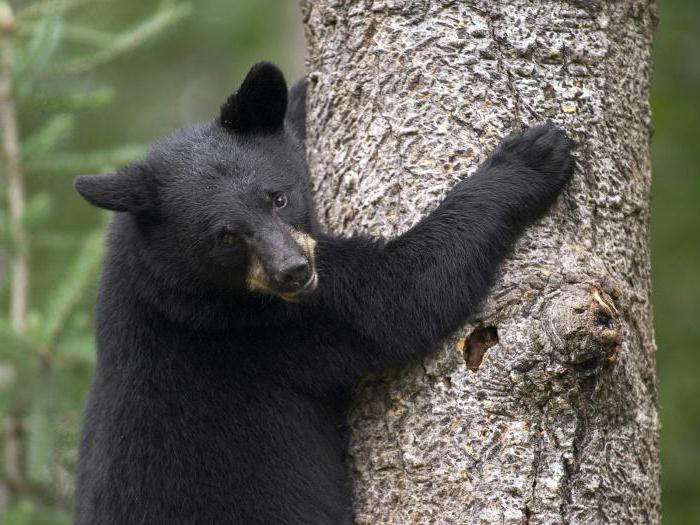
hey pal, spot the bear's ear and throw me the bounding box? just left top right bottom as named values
left=73, top=165, right=156, bottom=214
left=220, top=62, right=288, bottom=134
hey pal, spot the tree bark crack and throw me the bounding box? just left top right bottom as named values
left=525, top=420, right=545, bottom=524
left=481, top=6, right=523, bottom=128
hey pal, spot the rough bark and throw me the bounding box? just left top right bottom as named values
left=302, top=0, right=659, bottom=523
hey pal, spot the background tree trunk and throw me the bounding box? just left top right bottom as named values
left=302, top=0, right=659, bottom=523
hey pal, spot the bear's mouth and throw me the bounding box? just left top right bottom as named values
left=278, top=271, right=319, bottom=302
left=246, top=265, right=318, bottom=302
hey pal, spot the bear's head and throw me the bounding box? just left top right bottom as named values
left=74, top=62, right=319, bottom=302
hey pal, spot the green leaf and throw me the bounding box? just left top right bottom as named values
left=17, top=0, right=100, bottom=19
left=41, top=228, right=104, bottom=348
left=22, top=114, right=76, bottom=158
left=0, top=206, right=8, bottom=244
left=21, top=86, right=116, bottom=111
left=25, top=367, right=57, bottom=487
left=3, top=497, right=72, bottom=525
left=26, top=310, right=48, bottom=349
left=14, top=7, right=64, bottom=89
left=55, top=334, right=96, bottom=367
left=52, top=3, right=193, bottom=74
left=0, top=373, right=17, bottom=424
left=32, top=231, right=83, bottom=249
left=26, top=144, right=149, bottom=174
left=22, top=193, right=54, bottom=231
left=61, top=24, right=113, bottom=47
left=0, top=320, right=36, bottom=365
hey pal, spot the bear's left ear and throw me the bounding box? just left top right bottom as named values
left=220, top=62, right=288, bottom=134
left=73, top=164, right=156, bottom=214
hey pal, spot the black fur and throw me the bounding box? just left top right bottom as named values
left=73, top=62, right=574, bottom=524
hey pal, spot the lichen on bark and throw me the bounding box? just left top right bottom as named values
left=302, top=0, right=659, bottom=523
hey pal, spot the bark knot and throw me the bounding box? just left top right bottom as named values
left=547, top=283, right=622, bottom=377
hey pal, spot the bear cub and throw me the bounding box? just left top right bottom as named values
left=73, top=62, right=574, bottom=524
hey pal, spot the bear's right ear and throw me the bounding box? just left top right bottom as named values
left=220, top=62, right=288, bottom=134
left=73, top=165, right=155, bottom=214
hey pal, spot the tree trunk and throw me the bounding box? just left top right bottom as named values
left=302, top=1, right=659, bottom=523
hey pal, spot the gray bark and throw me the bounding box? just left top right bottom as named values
left=301, top=1, right=659, bottom=524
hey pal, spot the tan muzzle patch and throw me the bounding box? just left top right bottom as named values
left=245, top=229, right=317, bottom=301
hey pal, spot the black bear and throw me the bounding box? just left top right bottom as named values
left=73, top=62, right=574, bottom=524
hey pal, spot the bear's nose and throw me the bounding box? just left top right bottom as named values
left=275, top=257, right=312, bottom=289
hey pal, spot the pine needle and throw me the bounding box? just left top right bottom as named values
left=52, top=3, right=192, bottom=74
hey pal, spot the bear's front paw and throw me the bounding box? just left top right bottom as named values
left=500, top=122, right=576, bottom=189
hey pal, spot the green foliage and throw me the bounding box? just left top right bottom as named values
left=25, top=367, right=55, bottom=487
left=651, top=1, right=700, bottom=523
left=3, top=498, right=71, bottom=525
left=22, top=86, right=115, bottom=112
left=26, top=143, right=148, bottom=174
left=40, top=226, right=104, bottom=348
left=53, top=2, right=193, bottom=74
left=22, top=114, right=76, bottom=158
left=0, top=1, right=192, bottom=521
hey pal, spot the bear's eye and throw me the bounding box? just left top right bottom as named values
left=272, top=192, right=288, bottom=209
left=221, top=227, right=237, bottom=245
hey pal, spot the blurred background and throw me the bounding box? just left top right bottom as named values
left=0, top=0, right=696, bottom=523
